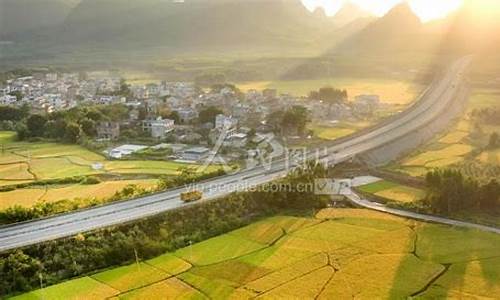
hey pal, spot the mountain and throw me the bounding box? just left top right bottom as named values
left=16, top=0, right=333, bottom=53
left=333, top=2, right=429, bottom=55
left=331, top=2, right=374, bottom=27
left=0, top=0, right=80, bottom=37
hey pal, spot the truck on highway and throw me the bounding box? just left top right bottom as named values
left=180, top=190, right=203, bottom=203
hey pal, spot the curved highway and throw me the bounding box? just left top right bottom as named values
left=0, top=57, right=471, bottom=252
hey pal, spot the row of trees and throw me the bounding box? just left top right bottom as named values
left=0, top=105, right=30, bottom=122
left=0, top=162, right=329, bottom=296
left=308, top=86, right=348, bottom=104
left=12, top=104, right=129, bottom=143
left=425, top=169, right=499, bottom=213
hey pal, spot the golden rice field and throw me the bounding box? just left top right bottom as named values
left=438, top=131, right=469, bottom=144
left=403, top=144, right=473, bottom=167
left=0, top=179, right=159, bottom=209
left=12, top=209, right=500, bottom=300
left=237, top=78, right=422, bottom=105
left=394, top=143, right=475, bottom=177
left=393, top=88, right=500, bottom=178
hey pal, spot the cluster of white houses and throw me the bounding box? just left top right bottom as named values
left=3, top=71, right=390, bottom=164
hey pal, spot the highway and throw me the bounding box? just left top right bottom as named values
left=0, top=57, right=471, bottom=252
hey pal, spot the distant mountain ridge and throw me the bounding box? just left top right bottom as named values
left=4, top=0, right=498, bottom=70
left=0, top=0, right=80, bottom=37
left=332, top=2, right=374, bottom=27
left=334, top=2, right=429, bottom=54
left=5, top=0, right=335, bottom=52
left=1, top=0, right=383, bottom=56
left=333, top=0, right=500, bottom=56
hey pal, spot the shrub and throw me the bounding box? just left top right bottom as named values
left=80, top=176, right=101, bottom=185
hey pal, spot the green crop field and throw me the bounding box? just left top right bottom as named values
left=0, top=132, right=211, bottom=180
left=12, top=208, right=500, bottom=299
left=358, top=180, right=426, bottom=203
left=10, top=276, right=119, bottom=300
left=309, top=121, right=373, bottom=141
left=0, top=132, right=216, bottom=208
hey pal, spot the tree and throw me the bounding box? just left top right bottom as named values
left=0, top=106, right=27, bottom=121
left=210, top=83, right=244, bottom=100
left=424, top=169, right=496, bottom=214
left=26, top=114, right=47, bottom=137
left=64, top=123, right=81, bottom=143
left=487, top=132, right=499, bottom=149
left=101, top=104, right=128, bottom=122
left=266, top=110, right=285, bottom=133
left=45, top=119, right=67, bottom=139
left=198, top=106, right=223, bottom=124
left=80, top=118, right=96, bottom=137
left=2, top=250, right=42, bottom=293
left=308, top=90, right=320, bottom=100
left=85, top=109, right=104, bottom=122
left=8, top=91, right=23, bottom=101
left=479, top=179, right=500, bottom=210
left=119, top=79, right=132, bottom=98
left=15, top=123, right=28, bottom=140
left=281, top=106, right=310, bottom=136
left=168, top=111, right=181, bottom=124
left=309, top=86, right=348, bottom=104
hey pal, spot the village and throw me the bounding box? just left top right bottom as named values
left=0, top=71, right=391, bottom=165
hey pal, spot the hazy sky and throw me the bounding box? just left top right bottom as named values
left=302, top=0, right=464, bottom=22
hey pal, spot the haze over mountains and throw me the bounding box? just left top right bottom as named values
left=0, top=0, right=385, bottom=58
left=1, top=0, right=337, bottom=53
left=330, top=2, right=374, bottom=27
left=338, top=1, right=499, bottom=54
left=1, top=0, right=499, bottom=69
left=0, top=0, right=79, bottom=36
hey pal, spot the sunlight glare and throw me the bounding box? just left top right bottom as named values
left=302, top=0, right=465, bottom=22
left=408, top=0, right=463, bottom=22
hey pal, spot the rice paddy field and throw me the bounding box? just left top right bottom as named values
left=392, top=88, right=500, bottom=179
left=237, top=78, right=422, bottom=105
left=357, top=180, right=426, bottom=203
left=309, top=121, right=373, bottom=142
left=0, top=131, right=215, bottom=208
left=11, top=208, right=500, bottom=300
left=0, top=179, right=159, bottom=209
